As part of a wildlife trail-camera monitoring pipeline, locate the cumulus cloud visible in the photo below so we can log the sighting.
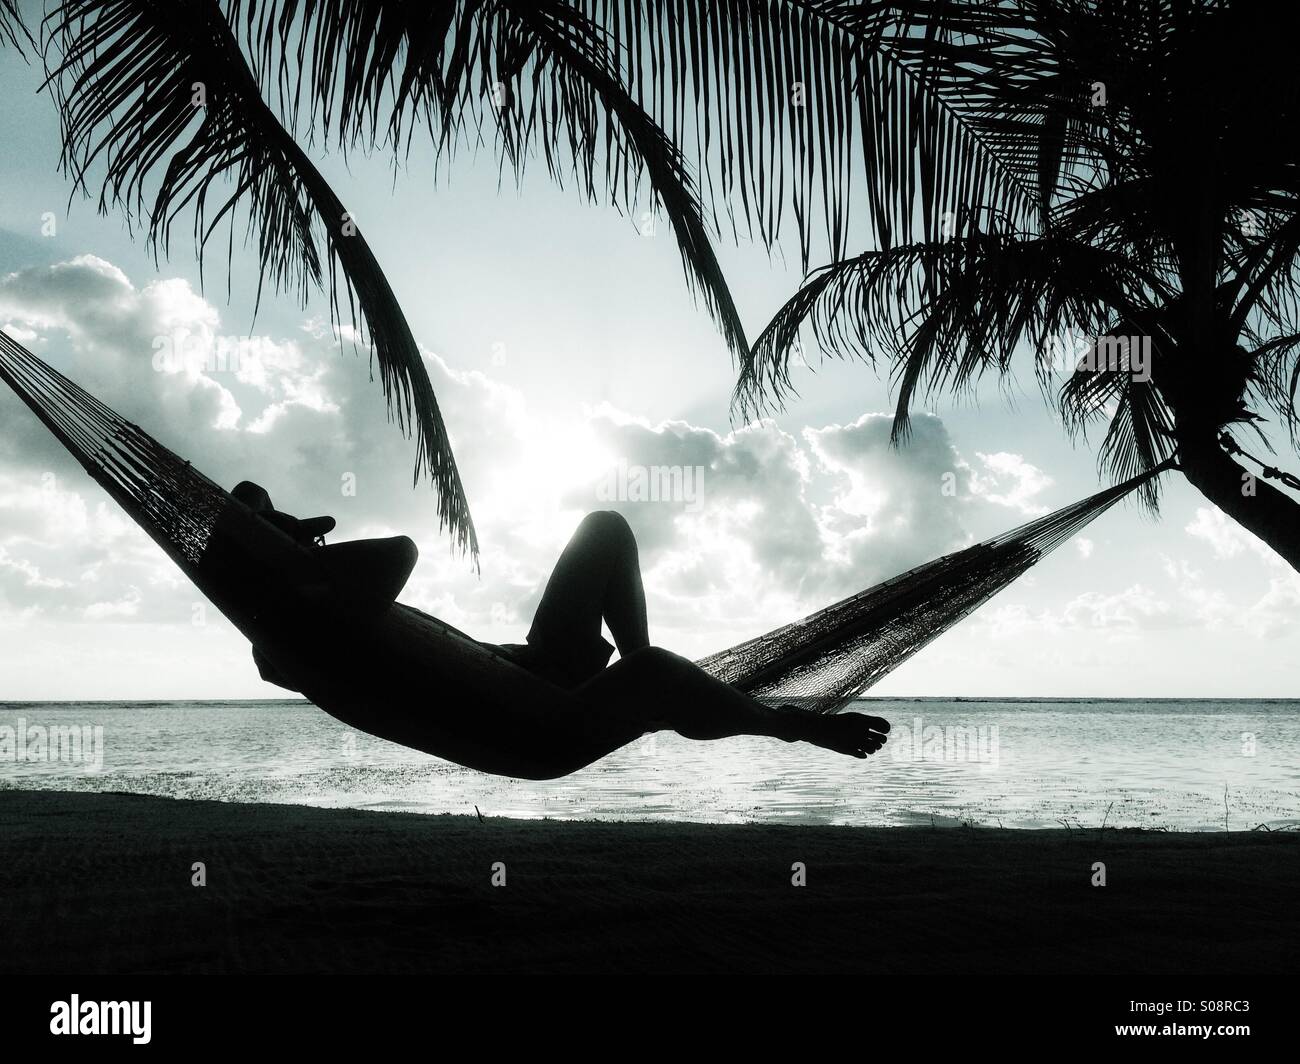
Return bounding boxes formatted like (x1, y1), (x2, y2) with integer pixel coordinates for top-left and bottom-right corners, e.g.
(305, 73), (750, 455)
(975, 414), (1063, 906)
(1245, 574), (1300, 638)
(0, 255), (1075, 664)
(975, 581), (1190, 641)
(981, 508), (1300, 643)
(806, 411), (970, 588)
(1060, 584), (1188, 634)
(1186, 506), (1275, 562)
(975, 503), (1300, 645)
(0, 469), (181, 624)
(1181, 507), (1300, 637)
(968, 451), (1054, 515)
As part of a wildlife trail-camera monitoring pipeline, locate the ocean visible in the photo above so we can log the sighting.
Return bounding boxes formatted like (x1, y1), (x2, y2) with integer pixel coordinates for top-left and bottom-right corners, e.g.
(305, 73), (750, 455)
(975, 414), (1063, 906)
(1, 698), (1297, 830)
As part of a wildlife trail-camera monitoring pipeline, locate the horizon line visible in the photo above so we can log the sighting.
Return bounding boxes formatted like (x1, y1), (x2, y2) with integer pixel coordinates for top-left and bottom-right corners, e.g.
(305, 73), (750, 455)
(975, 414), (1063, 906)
(1, 695), (1298, 705)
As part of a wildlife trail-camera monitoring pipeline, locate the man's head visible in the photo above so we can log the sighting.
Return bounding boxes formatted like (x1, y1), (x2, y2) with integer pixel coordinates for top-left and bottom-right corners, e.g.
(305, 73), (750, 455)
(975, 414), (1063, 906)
(231, 481), (336, 545)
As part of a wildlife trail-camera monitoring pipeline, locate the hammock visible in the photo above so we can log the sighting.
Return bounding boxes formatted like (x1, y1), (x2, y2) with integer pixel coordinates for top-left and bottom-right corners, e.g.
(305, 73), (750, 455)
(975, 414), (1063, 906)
(0, 330), (1163, 771)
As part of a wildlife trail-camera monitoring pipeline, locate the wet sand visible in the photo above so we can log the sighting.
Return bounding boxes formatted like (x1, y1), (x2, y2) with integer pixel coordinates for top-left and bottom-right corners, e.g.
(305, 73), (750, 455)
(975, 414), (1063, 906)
(1, 790), (1296, 973)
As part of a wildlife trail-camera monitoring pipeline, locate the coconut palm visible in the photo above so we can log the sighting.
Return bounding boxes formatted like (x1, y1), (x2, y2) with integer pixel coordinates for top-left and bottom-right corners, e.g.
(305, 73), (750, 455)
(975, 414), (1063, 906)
(736, 0), (1300, 572)
(19, 2), (1290, 573)
(6, 1), (957, 561)
(0, 1), (27, 47)
(2, 0), (825, 559)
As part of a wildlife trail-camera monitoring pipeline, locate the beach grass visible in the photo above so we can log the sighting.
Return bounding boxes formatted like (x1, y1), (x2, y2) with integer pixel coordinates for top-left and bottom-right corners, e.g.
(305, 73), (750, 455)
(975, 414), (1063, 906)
(1, 789), (1296, 974)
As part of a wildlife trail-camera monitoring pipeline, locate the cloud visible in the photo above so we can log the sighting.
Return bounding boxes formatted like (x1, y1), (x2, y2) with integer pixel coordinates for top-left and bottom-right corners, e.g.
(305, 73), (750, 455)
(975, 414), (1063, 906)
(978, 505), (1300, 644)
(976, 581), (1190, 641)
(1060, 584), (1188, 634)
(0, 255), (1069, 664)
(1185, 506), (1275, 562)
(1246, 574), (1300, 638)
(0, 468), (190, 624)
(804, 412), (975, 593)
(1179, 507), (1300, 637)
(556, 411), (1004, 650)
(968, 451), (1054, 515)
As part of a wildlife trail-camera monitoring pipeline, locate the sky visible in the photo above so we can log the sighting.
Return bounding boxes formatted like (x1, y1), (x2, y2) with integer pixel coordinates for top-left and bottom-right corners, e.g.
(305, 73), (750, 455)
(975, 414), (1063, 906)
(1, 29), (1298, 700)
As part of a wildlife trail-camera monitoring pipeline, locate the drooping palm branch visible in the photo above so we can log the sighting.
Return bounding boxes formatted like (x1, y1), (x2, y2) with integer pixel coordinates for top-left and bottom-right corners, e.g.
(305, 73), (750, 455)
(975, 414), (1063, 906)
(749, 224), (1182, 504)
(30, 0), (1279, 566)
(741, 0), (1300, 513)
(42, 0), (481, 557)
(43, 0), (855, 559)
(232, 1), (1047, 349)
(230, 0), (753, 358)
(1, 0), (32, 50)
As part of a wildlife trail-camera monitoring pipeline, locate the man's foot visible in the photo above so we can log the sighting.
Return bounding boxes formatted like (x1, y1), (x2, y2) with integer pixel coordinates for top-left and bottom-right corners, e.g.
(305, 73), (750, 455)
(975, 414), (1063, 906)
(789, 709), (890, 758)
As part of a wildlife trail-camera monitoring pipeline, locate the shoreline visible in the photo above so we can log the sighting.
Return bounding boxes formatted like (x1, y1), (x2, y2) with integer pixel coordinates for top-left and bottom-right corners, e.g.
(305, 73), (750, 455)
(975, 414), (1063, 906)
(4, 695), (1300, 704)
(2, 790), (1297, 973)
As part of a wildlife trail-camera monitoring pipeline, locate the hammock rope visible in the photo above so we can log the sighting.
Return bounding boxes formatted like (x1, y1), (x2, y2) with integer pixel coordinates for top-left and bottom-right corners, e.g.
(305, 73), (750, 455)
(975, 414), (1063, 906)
(1218, 432), (1300, 493)
(696, 462), (1165, 711)
(0, 329), (1168, 715)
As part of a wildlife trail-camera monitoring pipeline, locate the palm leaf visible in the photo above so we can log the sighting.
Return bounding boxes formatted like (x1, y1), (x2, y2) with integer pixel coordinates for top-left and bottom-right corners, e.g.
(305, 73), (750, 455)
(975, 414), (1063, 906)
(1058, 308), (1176, 511)
(745, 0), (1300, 517)
(228, 1), (1056, 352)
(611, 0), (1050, 261)
(1243, 333), (1300, 447)
(226, 0), (747, 360)
(43, 0), (478, 558)
(1, 0), (33, 51)
(743, 226), (1170, 427)
(490, 0), (748, 355)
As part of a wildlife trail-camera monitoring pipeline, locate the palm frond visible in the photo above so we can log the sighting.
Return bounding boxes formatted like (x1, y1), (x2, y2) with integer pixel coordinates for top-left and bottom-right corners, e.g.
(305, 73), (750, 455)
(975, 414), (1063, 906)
(1078, 373), (1175, 512)
(492, 0), (749, 355)
(226, 0), (749, 360)
(1058, 308), (1176, 510)
(226, 0), (1062, 348)
(1246, 333), (1300, 447)
(227, 0), (456, 152)
(742, 227), (1170, 435)
(1, 0), (33, 52)
(613, 0), (1052, 260)
(43, 0), (478, 558)
(742, 0), (1300, 515)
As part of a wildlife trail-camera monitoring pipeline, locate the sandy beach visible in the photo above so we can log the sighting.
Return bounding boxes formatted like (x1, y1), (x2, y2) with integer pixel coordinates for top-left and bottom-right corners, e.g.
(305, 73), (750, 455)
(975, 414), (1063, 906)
(1, 789), (1296, 974)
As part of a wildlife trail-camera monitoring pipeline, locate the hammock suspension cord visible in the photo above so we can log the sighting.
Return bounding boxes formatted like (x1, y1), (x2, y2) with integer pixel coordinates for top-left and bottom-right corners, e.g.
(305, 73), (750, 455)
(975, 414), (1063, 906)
(1218, 432), (1300, 493)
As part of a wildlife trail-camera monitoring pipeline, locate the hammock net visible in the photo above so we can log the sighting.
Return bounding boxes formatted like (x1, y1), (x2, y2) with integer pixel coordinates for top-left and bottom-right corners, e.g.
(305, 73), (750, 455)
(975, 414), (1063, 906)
(0, 329), (1158, 714)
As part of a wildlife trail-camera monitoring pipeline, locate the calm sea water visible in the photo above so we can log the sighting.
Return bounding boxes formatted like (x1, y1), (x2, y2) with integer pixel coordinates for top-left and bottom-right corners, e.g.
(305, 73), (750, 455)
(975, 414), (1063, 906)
(1, 699), (1297, 830)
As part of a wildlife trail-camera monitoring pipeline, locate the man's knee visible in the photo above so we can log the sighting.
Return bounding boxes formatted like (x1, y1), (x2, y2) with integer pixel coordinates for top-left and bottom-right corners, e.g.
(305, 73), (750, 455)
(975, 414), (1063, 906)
(387, 535), (419, 584)
(391, 535), (419, 567)
(623, 645), (690, 676)
(580, 509), (636, 550)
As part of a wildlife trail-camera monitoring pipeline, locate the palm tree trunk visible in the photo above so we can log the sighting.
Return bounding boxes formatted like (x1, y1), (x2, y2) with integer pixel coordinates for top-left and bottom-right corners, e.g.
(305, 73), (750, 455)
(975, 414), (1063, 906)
(1176, 432), (1300, 572)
